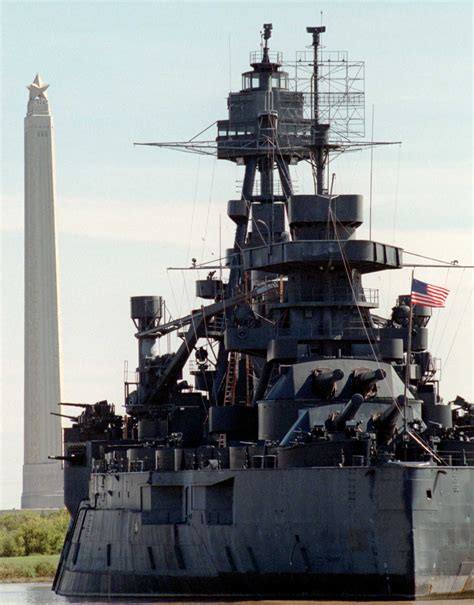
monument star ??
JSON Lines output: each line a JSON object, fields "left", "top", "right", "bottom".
{"left": 27, "top": 73, "right": 49, "bottom": 100}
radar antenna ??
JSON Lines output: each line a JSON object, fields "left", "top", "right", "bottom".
{"left": 306, "top": 26, "right": 327, "bottom": 193}
{"left": 135, "top": 25, "right": 399, "bottom": 163}
{"left": 261, "top": 23, "right": 272, "bottom": 61}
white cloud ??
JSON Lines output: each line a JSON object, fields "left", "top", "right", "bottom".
{"left": 2, "top": 193, "right": 226, "bottom": 246}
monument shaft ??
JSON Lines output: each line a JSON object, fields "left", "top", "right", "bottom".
{"left": 22, "top": 75, "right": 63, "bottom": 509}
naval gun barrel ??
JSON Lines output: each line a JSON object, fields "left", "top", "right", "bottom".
{"left": 335, "top": 393, "right": 364, "bottom": 429}
{"left": 354, "top": 368, "right": 386, "bottom": 397}
{"left": 314, "top": 369, "right": 344, "bottom": 387}
{"left": 51, "top": 412, "right": 79, "bottom": 422}
{"left": 358, "top": 368, "right": 386, "bottom": 384}
{"left": 313, "top": 369, "right": 344, "bottom": 399}
{"left": 374, "top": 399, "right": 402, "bottom": 444}
{"left": 59, "top": 402, "right": 90, "bottom": 408}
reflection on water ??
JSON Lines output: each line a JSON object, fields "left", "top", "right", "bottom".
{"left": 0, "top": 584, "right": 472, "bottom": 605}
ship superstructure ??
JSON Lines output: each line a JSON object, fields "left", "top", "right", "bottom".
{"left": 54, "top": 25, "right": 473, "bottom": 599}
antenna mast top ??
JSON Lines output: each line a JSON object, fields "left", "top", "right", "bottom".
{"left": 306, "top": 25, "right": 326, "bottom": 38}
{"left": 306, "top": 25, "right": 326, "bottom": 126}
{"left": 263, "top": 23, "right": 273, "bottom": 43}
{"left": 262, "top": 23, "right": 273, "bottom": 62}
{"left": 306, "top": 25, "right": 328, "bottom": 194}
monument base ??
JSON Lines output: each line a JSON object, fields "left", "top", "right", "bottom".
{"left": 22, "top": 462, "right": 64, "bottom": 509}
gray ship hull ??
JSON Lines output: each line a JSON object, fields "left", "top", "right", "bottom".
{"left": 54, "top": 463, "right": 473, "bottom": 599}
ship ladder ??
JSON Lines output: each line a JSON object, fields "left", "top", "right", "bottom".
{"left": 223, "top": 351, "right": 238, "bottom": 406}
{"left": 218, "top": 352, "right": 239, "bottom": 448}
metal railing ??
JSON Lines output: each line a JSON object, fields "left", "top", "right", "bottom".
{"left": 293, "top": 287, "right": 379, "bottom": 306}
{"left": 274, "top": 321, "right": 374, "bottom": 339}
{"left": 249, "top": 50, "right": 283, "bottom": 64}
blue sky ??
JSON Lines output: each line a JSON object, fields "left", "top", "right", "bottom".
{"left": 1, "top": 1, "right": 472, "bottom": 508}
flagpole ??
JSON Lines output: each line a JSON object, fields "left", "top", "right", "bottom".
{"left": 403, "top": 269, "right": 415, "bottom": 434}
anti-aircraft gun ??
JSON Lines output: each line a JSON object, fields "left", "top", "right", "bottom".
{"left": 54, "top": 401, "right": 123, "bottom": 440}
{"left": 56, "top": 400, "right": 125, "bottom": 514}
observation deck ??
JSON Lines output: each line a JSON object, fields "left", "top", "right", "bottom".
{"left": 243, "top": 240, "right": 403, "bottom": 274}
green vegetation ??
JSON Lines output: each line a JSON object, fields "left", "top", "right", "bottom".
{"left": 0, "top": 553, "right": 60, "bottom": 582}
{"left": 0, "top": 510, "right": 68, "bottom": 581}
{"left": 0, "top": 509, "right": 69, "bottom": 557}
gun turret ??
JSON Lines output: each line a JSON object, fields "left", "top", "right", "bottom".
{"left": 452, "top": 396, "right": 473, "bottom": 412}
{"left": 335, "top": 394, "right": 364, "bottom": 430}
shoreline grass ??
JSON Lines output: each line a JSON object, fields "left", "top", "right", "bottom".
{"left": 0, "top": 553, "right": 59, "bottom": 583}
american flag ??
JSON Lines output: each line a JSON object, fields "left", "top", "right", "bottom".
{"left": 411, "top": 278, "right": 450, "bottom": 308}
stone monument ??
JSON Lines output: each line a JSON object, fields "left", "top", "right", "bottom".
{"left": 22, "top": 74, "right": 63, "bottom": 508}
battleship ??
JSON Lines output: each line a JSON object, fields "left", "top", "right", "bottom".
{"left": 53, "top": 25, "right": 473, "bottom": 599}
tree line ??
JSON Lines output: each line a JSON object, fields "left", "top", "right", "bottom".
{"left": 0, "top": 509, "right": 69, "bottom": 557}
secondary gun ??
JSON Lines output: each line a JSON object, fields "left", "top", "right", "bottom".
{"left": 334, "top": 393, "right": 364, "bottom": 430}
{"left": 51, "top": 411, "right": 79, "bottom": 422}
{"left": 313, "top": 369, "right": 345, "bottom": 399}
{"left": 48, "top": 455, "right": 78, "bottom": 462}
{"left": 372, "top": 400, "right": 401, "bottom": 444}
{"left": 353, "top": 368, "right": 386, "bottom": 398}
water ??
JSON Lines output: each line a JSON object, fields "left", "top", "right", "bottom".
{"left": 1, "top": 584, "right": 473, "bottom": 605}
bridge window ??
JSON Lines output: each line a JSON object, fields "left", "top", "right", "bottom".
{"left": 242, "top": 73, "right": 261, "bottom": 90}
{"left": 271, "top": 73, "right": 289, "bottom": 89}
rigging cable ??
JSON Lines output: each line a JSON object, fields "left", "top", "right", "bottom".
{"left": 163, "top": 301, "right": 174, "bottom": 354}
{"left": 391, "top": 144, "right": 402, "bottom": 246}
{"left": 200, "top": 157, "right": 217, "bottom": 262}
{"left": 328, "top": 202, "right": 402, "bottom": 414}
{"left": 443, "top": 287, "right": 473, "bottom": 369}
{"left": 180, "top": 155, "right": 201, "bottom": 316}
{"left": 331, "top": 210, "right": 445, "bottom": 461}
{"left": 387, "top": 143, "right": 402, "bottom": 307}
{"left": 432, "top": 268, "right": 465, "bottom": 362}
{"left": 185, "top": 154, "right": 201, "bottom": 264}
{"left": 179, "top": 269, "right": 209, "bottom": 393}
{"left": 166, "top": 269, "right": 182, "bottom": 328}
{"left": 428, "top": 266, "right": 451, "bottom": 353}
{"left": 368, "top": 105, "right": 374, "bottom": 241}
{"left": 403, "top": 250, "right": 459, "bottom": 265}
{"left": 181, "top": 269, "right": 201, "bottom": 351}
